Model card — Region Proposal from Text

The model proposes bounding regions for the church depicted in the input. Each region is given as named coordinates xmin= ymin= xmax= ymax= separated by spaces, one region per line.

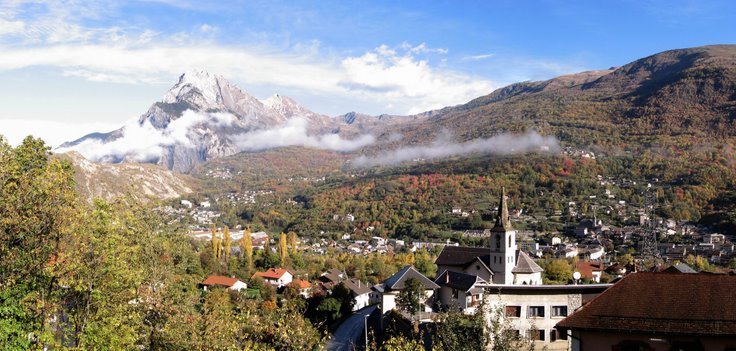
xmin=435 ymin=187 xmax=544 ymax=288
xmin=434 ymin=188 xmax=610 ymax=349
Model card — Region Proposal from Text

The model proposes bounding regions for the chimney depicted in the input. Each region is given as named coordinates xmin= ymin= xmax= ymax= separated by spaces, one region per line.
xmin=446 ymin=272 xmax=450 ymax=283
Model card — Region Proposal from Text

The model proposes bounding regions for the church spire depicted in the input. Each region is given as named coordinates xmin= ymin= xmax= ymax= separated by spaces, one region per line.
xmin=492 ymin=187 xmax=513 ymax=231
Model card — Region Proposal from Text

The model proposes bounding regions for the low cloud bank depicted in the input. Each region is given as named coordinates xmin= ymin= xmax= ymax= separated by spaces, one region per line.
xmin=56 ymin=110 xmax=236 ymax=162
xmin=232 ymin=118 xmax=375 ymax=152
xmin=351 ymin=130 xmax=560 ymax=168
xmin=58 ymin=113 xmax=375 ymax=162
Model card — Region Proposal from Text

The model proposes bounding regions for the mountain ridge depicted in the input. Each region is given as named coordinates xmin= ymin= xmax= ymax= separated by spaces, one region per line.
xmin=58 ymin=45 xmax=736 ymax=175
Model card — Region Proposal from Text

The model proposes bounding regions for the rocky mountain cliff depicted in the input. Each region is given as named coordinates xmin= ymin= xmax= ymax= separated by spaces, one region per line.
xmin=55 ymin=151 xmax=196 ymax=203
xmin=58 ymin=70 xmax=347 ymax=172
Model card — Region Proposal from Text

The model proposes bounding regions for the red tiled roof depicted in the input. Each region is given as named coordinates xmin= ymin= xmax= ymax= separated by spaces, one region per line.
xmin=290 ymin=279 xmax=311 ymax=289
xmin=576 ymin=261 xmax=604 ymax=279
xmin=557 ymin=272 xmax=736 ymax=336
xmin=253 ymin=268 xmax=289 ymax=280
xmin=202 ymin=275 xmax=240 ymax=287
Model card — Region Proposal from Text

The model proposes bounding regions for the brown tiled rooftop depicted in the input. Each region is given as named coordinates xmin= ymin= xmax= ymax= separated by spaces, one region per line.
xmin=252 ymin=268 xmax=289 ymax=280
xmin=557 ymin=272 xmax=736 ymax=336
xmin=201 ymin=275 xmax=240 ymax=287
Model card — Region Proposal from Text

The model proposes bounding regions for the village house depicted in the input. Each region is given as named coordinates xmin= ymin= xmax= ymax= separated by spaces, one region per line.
xmin=252 ymin=268 xmax=293 ymax=288
xmin=379 ymin=265 xmax=439 ymax=319
xmin=288 ymin=279 xmax=312 ymax=298
xmin=319 ymin=268 xmax=373 ymax=311
xmin=199 ymin=275 xmax=248 ymax=292
xmin=556 ymin=272 xmax=736 ymax=351
xmin=575 ymin=261 xmax=605 ymax=283
xmin=434 ymin=270 xmax=487 ymax=314
xmin=343 ymin=279 xmax=372 ymax=310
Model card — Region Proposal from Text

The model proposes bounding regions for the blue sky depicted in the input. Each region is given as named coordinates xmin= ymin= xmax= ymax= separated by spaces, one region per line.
xmin=0 ymin=0 xmax=734 ymax=146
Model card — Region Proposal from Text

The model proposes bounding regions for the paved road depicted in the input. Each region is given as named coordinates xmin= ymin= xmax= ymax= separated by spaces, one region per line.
xmin=325 ymin=305 xmax=377 ymax=351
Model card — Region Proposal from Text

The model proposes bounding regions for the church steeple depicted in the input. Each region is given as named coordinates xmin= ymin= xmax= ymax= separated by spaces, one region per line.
xmin=492 ymin=187 xmax=513 ymax=232
xmin=489 ymin=187 xmax=517 ymax=285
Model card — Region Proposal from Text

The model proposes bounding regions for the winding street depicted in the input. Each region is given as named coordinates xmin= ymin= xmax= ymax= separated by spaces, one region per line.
xmin=325 ymin=305 xmax=377 ymax=351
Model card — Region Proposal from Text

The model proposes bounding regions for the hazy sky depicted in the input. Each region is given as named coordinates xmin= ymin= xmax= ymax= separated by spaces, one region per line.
xmin=1 ymin=0 xmax=734 ymax=147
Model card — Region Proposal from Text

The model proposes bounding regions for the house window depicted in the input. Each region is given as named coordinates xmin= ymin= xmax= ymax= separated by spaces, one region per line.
xmin=469 ymin=294 xmax=482 ymax=307
xmin=550 ymin=329 xmax=568 ymax=341
xmin=551 ymin=305 xmax=568 ymax=317
xmin=508 ymin=235 xmax=511 ymax=248
xmin=528 ymin=306 xmax=545 ymax=318
xmin=528 ymin=329 xmax=545 ymax=341
xmin=505 ymin=305 xmax=521 ymax=318
xmin=495 ymin=234 xmax=501 ymax=249
xmin=452 ymin=289 xmax=458 ymax=299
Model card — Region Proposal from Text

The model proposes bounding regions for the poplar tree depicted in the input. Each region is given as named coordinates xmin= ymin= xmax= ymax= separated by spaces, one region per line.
xmin=240 ymin=227 xmax=253 ymax=270
xmin=223 ymin=225 xmax=231 ymax=260
xmin=279 ymin=232 xmax=288 ymax=265
xmin=263 ymin=236 xmax=270 ymax=254
xmin=211 ymin=224 xmax=220 ymax=259
xmin=288 ymin=231 xmax=298 ymax=255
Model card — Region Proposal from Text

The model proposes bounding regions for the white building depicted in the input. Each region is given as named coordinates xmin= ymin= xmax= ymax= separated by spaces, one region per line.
xmin=344 ymin=279 xmax=372 ymax=311
xmin=252 ymin=268 xmax=293 ymax=288
xmin=486 ymin=284 xmax=610 ymax=350
xmin=379 ymin=265 xmax=439 ymax=319
xmin=434 ymin=270 xmax=487 ymax=314
xmin=200 ymin=275 xmax=248 ymax=292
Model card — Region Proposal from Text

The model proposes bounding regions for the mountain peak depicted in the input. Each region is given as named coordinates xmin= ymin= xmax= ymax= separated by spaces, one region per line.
xmin=162 ymin=70 xmax=225 ymax=106
xmin=261 ymin=93 xmax=314 ymax=118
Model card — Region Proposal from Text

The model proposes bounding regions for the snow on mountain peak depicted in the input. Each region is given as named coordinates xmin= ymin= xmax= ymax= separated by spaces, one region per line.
xmin=162 ymin=70 xmax=224 ymax=105
xmin=262 ymin=94 xmax=284 ymax=109
xmin=261 ymin=93 xmax=312 ymax=118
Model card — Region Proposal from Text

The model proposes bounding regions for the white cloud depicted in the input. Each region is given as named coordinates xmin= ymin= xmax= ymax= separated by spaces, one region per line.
xmin=0 ymin=3 xmax=499 ymax=116
xmin=0 ymin=40 xmax=497 ymax=115
xmin=351 ymin=130 xmax=560 ymax=168
xmin=0 ymin=18 xmax=24 ymax=36
xmin=53 ymin=111 xmax=373 ymax=163
xmin=56 ymin=110 xmax=237 ymax=162
xmin=462 ymin=53 xmax=496 ymax=61
xmin=340 ymin=45 xmax=496 ymax=114
xmin=232 ymin=118 xmax=375 ymax=152
xmin=400 ymin=42 xmax=449 ymax=54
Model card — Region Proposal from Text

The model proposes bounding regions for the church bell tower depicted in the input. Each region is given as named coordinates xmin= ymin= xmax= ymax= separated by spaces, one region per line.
xmin=489 ymin=187 xmax=517 ymax=285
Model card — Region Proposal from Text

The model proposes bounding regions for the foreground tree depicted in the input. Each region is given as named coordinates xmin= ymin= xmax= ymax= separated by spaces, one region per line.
xmin=0 ymin=136 xmax=76 ymax=349
xmin=432 ymin=307 xmax=485 ymax=351
xmin=396 ymin=278 xmax=423 ymax=318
